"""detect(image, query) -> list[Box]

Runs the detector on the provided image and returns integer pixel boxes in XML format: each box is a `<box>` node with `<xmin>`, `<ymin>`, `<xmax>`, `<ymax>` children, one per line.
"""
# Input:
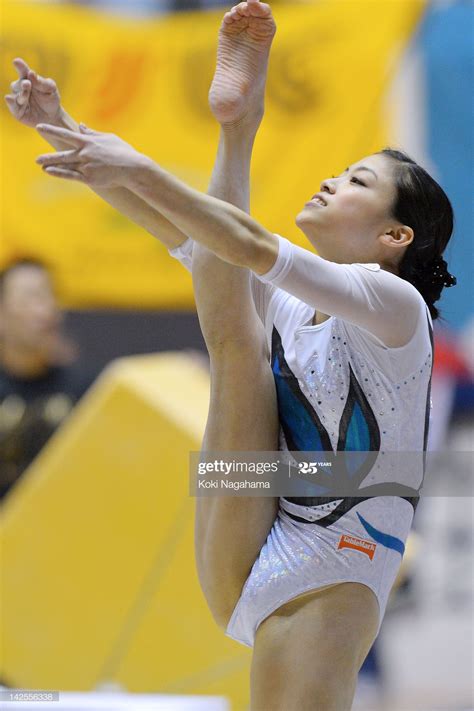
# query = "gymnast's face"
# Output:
<box><xmin>296</xmin><ymin>153</ymin><xmax>404</xmax><ymax>265</ymax></box>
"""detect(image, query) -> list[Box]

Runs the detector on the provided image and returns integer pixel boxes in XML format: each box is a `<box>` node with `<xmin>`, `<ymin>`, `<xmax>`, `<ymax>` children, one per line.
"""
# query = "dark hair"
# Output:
<box><xmin>377</xmin><ymin>148</ymin><xmax>456</xmax><ymax>320</ymax></box>
<box><xmin>0</xmin><ymin>257</ymin><xmax>51</xmax><ymax>299</ymax></box>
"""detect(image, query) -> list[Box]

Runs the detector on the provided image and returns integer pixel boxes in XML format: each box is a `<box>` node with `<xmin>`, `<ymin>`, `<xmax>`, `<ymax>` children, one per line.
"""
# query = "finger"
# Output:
<box><xmin>36</xmin><ymin>150</ymin><xmax>80</xmax><ymax>167</ymax></box>
<box><xmin>5</xmin><ymin>93</ymin><xmax>28</xmax><ymax>119</ymax></box>
<box><xmin>29</xmin><ymin>71</ymin><xmax>57</xmax><ymax>94</ymax></box>
<box><xmin>13</xmin><ymin>57</ymin><xmax>30</xmax><ymax>79</ymax></box>
<box><xmin>43</xmin><ymin>166</ymin><xmax>85</xmax><ymax>182</ymax></box>
<box><xmin>16</xmin><ymin>80</ymin><xmax>31</xmax><ymax>106</ymax></box>
<box><xmin>10</xmin><ymin>79</ymin><xmax>31</xmax><ymax>94</ymax></box>
<box><xmin>36</xmin><ymin>124</ymin><xmax>86</xmax><ymax>147</ymax></box>
<box><xmin>46</xmin><ymin>162</ymin><xmax>83</xmax><ymax>172</ymax></box>
<box><xmin>79</xmin><ymin>123</ymin><xmax>96</xmax><ymax>134</ymax></box>
<box><xmin>4</xmin><ymin>95</ymin><xmax>17</xmax><ymax>113</ymax></box>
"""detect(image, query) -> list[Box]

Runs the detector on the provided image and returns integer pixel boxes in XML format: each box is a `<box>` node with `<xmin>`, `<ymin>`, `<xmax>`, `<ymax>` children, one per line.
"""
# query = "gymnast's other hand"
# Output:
<box><xmin>35</xmin><ymin>124</ymin><xmax>143</xmax><ymax>188</ymax></box>
<box><xmin>5</xmin><ymin>58</ymin><xmax>63</xmax><ymax>128</ymax></box>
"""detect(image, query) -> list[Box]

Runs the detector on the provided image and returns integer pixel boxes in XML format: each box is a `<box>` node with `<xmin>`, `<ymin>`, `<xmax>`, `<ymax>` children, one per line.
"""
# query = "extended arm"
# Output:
<box><xmin>5</xmin><ymin>58</ymin><xmax>187</xmax><ymax>250</ymax></box>
<box><xmin>38</xmin><ymin>123</ymin><xmax>423</xmax><ymax>348</ymax></box>
<box><xmin>87</xmin><ymin>155</ymin><xmax>422</xmax><ymax>344</ymax></box>
<box><xmin>129</xmin><ymin>154</ymin><xmax>280</xmax><ymax>272</ymax></box>
<box><xmin>65</xmin><ymin>119</ymin><xmax>188</xmax><ymax>250</ymax></box>
<box><xmin>36</xmin><ymin>125</ymin><xmax>279</xmax><ymax>273</ymax></box>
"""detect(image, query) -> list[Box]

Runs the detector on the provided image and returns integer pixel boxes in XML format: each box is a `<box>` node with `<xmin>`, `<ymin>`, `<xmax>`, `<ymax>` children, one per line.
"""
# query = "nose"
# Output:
<box><xmin>320</xmin><ymin>179</ymin><xmax>336</xmax><ymax>194</ymax></box>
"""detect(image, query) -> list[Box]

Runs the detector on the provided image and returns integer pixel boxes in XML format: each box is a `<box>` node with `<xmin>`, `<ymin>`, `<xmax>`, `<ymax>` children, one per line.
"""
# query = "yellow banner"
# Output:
<box><xmin>1</xmin><ymin>0</ymin><xmax>425</xmax><ymax>308</ymax></box>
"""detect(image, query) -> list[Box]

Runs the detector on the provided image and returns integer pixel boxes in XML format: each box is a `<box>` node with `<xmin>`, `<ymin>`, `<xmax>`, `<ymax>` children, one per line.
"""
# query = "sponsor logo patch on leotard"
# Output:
<box><xmin>337</xmin><ymin>534</ymin><xmax>377</xmax><ymax>560</ymax></box>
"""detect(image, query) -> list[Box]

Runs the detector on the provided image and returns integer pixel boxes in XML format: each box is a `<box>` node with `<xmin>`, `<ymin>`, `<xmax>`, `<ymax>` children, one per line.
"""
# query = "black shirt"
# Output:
<box><xmin>0</xmin><ymin>364</ymin><xmax>97</xmax><ymax>500</ymax></box>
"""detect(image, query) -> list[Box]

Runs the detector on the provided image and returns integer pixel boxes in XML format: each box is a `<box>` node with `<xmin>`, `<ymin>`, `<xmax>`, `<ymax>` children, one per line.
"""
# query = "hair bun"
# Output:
<box><xmin>428</xmin><ymin>256</ymin><xmax>457</xmax><ymax>288</ymax></box>
<box><xmin>408</xmin><ymin>255</ymin><xmax>457</xmax><ymax>307</ymax></box>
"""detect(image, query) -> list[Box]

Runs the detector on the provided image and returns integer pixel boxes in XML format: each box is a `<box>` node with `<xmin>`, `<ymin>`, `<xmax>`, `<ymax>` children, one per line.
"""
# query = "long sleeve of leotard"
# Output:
<box><xmin>256</xmin><ymin>234</ymin><xmax>424</xmax><ymax>347</ymax></box>
<box><xmin>168</xmin><ymin>237</ymin><xmax>274</xmax><ymax>324</ymax></box>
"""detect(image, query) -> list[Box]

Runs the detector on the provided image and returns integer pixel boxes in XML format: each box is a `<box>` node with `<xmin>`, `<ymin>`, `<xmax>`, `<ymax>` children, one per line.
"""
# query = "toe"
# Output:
<box><xmin>248</xmin><ymin>0</ymin><xmax>272</xmax><ymax>16</ymax></box>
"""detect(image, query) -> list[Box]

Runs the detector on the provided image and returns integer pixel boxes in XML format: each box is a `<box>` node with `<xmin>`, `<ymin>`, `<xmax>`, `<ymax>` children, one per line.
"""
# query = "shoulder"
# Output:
<box><xmin>352</xmin><ymin>262</ymin><xmax>424</xmax><ymax>308</ymax></box>
<box><xmin>348</xmin><ymin>264</ymin><xmax>428</xmax><ymax>348</ymax></box>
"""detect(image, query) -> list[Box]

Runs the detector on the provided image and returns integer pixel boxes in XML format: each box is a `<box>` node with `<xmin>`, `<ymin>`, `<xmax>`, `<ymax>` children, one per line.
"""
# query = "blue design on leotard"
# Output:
<box><xmin>356</xmin><ymin>512</ymin><xmax>405</xmax><ymax>556</ymax></box>
<box><xmin>271</xmin><ymin>326</ymin><xmax>380</xmax><ymax>466</ymax></box>
<box><xmin>343</xmin><ymin>401</ymin><xmax>370</xmax><ymax>451</ymax></box>
<box><xmin>271</xmin><ymin>325</ymin><xmax>384</xmax><ymax>520</ymax></box>
<box><xmin>336</xmin><ymin>364</ymin><xmax>381</xmax><ymax>482</ymax></box>
<box><xmin>271</xmin><ymin>329</ymin><xmax>332</xmax><ymax>452</ymax></box>
<box><xmin>270</xmin><ymin>318</ymin><xmax>428</xmax><ymax>524</ymax></box>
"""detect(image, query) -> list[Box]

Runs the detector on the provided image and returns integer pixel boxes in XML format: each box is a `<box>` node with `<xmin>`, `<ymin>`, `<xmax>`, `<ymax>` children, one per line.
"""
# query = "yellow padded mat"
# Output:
<box><xmin>0</xmin><ymin>353</ymin><xmax>251</xmax><ymax>709</ymax></box>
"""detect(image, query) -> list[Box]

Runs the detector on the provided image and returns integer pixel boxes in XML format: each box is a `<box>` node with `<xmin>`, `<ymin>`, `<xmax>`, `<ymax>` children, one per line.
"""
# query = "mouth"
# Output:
<box><xmin>309</xmin><ymin>193</ymin><xmax>327</xmax><ymax>207</ymax></box>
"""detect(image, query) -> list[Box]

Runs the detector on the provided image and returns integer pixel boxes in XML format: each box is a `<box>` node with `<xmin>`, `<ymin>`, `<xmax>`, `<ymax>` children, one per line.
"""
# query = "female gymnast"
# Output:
<box><xmin>6</xmin><ymin>2</ymin><xmax>456</xmax><ymax>708</ymax></box>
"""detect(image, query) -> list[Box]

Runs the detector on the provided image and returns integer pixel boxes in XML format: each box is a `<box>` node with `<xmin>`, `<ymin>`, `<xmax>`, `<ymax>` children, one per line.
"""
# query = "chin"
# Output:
<box><xmin>295</xmin><ymin>213</ymin><xmax>316</xmax><ymax>240</ymax></box>
<box><xmin>295</xmin><ymin>209</ymin><xmax>314</xmax><ymax>229</ymax></box>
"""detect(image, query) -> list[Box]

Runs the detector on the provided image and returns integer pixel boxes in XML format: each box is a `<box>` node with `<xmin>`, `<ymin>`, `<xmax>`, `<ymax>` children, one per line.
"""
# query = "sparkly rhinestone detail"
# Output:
<box><xmin>289</xmin><ymin>318</ymin><xmax>432</xmax><ymax>457</ymax></box>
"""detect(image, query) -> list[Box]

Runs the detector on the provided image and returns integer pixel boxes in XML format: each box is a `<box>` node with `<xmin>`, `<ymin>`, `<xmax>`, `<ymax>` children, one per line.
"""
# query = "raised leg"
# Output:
<box><xmin>192</xmin><ymin>0</ymin><xmax>279</xmax><ymax>629</ymax></box>
<box><xmin>193</xmin><ymin>253</ymin><xmax>279</xmax><ymax>629</ymax></box>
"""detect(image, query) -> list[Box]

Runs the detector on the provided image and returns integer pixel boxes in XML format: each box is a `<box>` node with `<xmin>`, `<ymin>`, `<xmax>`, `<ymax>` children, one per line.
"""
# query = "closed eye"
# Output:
<box><xmin>331</xmin><ymin>174</ymin><xmax>366</xmax><ymax>186</ymax></box>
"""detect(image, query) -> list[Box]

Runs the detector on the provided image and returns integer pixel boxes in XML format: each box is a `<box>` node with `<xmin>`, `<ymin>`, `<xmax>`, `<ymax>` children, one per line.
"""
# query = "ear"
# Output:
<box><xmin>380</xmin><ymin>225</ymin><xmax>414</xmax><ymax>249</ymax></box>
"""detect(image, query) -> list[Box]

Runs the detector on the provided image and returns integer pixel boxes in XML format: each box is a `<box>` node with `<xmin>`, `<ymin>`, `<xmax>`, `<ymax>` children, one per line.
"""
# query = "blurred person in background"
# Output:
<box><xmin>0</xmin><ymin>259</ymin><xmax>97</xmax><ymax>500</ymax></box>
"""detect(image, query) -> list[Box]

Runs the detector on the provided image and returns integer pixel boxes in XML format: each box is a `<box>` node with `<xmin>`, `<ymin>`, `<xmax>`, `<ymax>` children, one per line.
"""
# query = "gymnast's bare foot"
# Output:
<box><xmin>209</xmin><ymin>0</ymin><xmax>276</xmax><ymax>128</ymax></box>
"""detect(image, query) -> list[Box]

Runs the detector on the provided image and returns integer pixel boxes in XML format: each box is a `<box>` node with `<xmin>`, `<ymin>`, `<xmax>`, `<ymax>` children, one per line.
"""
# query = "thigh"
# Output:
<box><xmin>204</xmin><ymin>341</ymin><xmax>278</xmax><ymax>450</ymax></box>
<box><xmin>195</xmin><ymin>344</ymin><xmax>280</xmax><ymax>624</ymax></box>
<box><xmin>250</xmin><ymin>582</ymin><xmax>380</xmax><ymax>711</ymax></box>
<box><xmin>192</xmin><ymin>247</ymin><xmax>280</xmax><ymax>624</ymax></box>
<box><xmin>193</xmin><ymin>245</ymin><xmax>279</xmax><ymax>452</ymax></box>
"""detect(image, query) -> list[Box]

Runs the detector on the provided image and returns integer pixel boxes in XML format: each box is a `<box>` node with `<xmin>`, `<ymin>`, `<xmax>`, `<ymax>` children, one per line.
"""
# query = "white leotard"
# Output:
<box><xmin>171</xmin><ymin>234</ymin><xmax>433</xmax><ymax>486</ymax></box>
<box><xmin>170</xmin><ymin>235</ymin><xmax>434</xmax><ymax>647</ymax></box>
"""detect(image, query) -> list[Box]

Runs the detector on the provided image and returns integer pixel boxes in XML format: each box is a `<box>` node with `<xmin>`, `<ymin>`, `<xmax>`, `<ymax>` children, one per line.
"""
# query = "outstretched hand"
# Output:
<box><xmin>5</xmin><ymin>58</ymin><xmax>62</xmax><ymax>127</ymax></box>
<box><xmin>35</xmin><ymin>124</ymin><xmax>142</xmax><ymax>188</ymax></box>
